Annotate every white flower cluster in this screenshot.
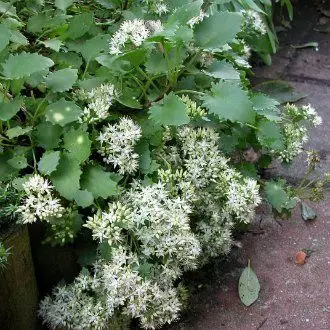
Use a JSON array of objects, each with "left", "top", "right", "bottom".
[
  {"left": 80, "top": 84, "right": 117, "bottom": 123},
  {"left": 273, "top": 104, "right": 322, "bottom": 162},
  {"left": 17, "top": 175, "right": 64, "bottom": 224},
  {"left": 98, "top": 117, "right": 142, "bottom": 174},
  {"left": 109, "top": 19, "right": 163, "bottom": 55},
  {"left": 241, "top": 9, "right": 267, "bottom": 35},
  {"left": 145, "top": 0, "right": 169, "bottom": 16},
  {"left": 178, "top": 126, "right": 228, "bottom": 188},
  {"left": 84, "top": 202, "right": 133, "bottom": 245},
  {"left": 39, "top": 248, "right": 182, "bottom": 330}
]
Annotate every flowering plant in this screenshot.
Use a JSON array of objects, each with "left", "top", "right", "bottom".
[{"left": 0, "top": 0, "right": 322, "bottom": 328}]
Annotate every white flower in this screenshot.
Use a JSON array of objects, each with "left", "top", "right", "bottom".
[
  {"left": 241, "top": 9, "right": 267, "bottom": 35},
  {"left": 17, "top": 174, "right": 64, "bottom": 224},
  {"left": 187, "top": 10, "right": 209, "bottom": 28},
  {"left": 97, "top": 117, "right": 142, "bottom": 174},
  {"left": 80, "top": 83, "right": 117, "bottom": 123},
  {"left": 109, "top": 19, "right": 163, "bottom": 55}
]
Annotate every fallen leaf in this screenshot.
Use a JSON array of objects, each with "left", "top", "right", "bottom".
[
  {"left": 295, "top": 251, "right": 307, "bottom": 265},
  {"left": 238, "top": 261, "right": 260, "bottom": 306}
]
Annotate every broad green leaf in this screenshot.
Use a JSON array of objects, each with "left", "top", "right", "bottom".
[
  {"left": 74, "top": 189, "right": 94, "bottom": 208},
  {"left": 166, "top": 0, "right": 202, "bottom": 27},
  {"left": 149, "top": 93, "right": 190, "bottom": 126},
  {"left": 9, "top": 30, "right": 28, "bottom": 46},
  {"left": 38, "top": 151, "right": 61, "bottom": 175},
  {"left": 194, "top": 12, "right": 242, "bottom": 50},
  {"left": 68, "top": 35, "right": 109, "bottom": 62},
  {"left": 204, "top": 60, "right": 240, "bottom": 80},
  {"left": 238, "top": 263, "right": 260, "bottom": 306},
  {"left": 145, "top": 52, "right": 167, "bottom": 75},
  {"left": 251, "top": 93, "right": 281, "bottom": 121},
  {"left": 40, "top": 39, "right": 63, "bottom": 52},
  {"left": 257, "top": 120, "right": 284, "bottom": 150},
  {"left": 45, "top": 98, "right": 82, "bottom": 126},
  {"left": 1, "top": 52, "right": 54, "bottom": 79},
  {"left": 300, "top": 202, "right": 317, "bottom": 221},
  {"left": 66, "top": 13, "right": 93, "bottom": 40},
  {"left": 45, "top": 68, "right": 78, "bottom": 92},
  {"left": 52, "top": 52, "right": 83, "bottom": 70},
  {"left": 0, "top": 98, "right": 22, "bottom": 121},
  {"left": 135, "top": 140, "right": 152, "bottom": 174},
  {"left": 0, "top": 1, "right": 17, "bottom": 18},
  {"left": 0, "top": 153, "right": 19, "bottom": 180},
  {"left": 55, "top": 0, "right": 74, "bottom": 11},
  {"left": 0, "top": 24, "right": 11, "bottom": 52},
  {"left": 51, "top": 154, "right": 82, "bottom": 200},
  {"left": 253, "top": 80, "right": 306, "bottom": 104},
  {"left": 203, "top": 82, "right": 254, "bottom": 123},
  {"left": 7, "top": 155, "right": 27, "bottom": 169},
  {"left": 265, "top": 180, "right": 297, "bottom": 213},
  {"left": 6, "top": 126, "right": 32, "bottom": 139},
  {"left": 81, "top": 166, "right": 118, "bottom": 199},
  {"left": 63, "top": 127, "right": 91, "bottom": 163},
  {"left": 34, "top": 122, "right": 62, "bottom": 149}
]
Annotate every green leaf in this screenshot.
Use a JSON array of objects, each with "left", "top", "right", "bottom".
[
  {"left": 68, "top": 35, "right": 109, "bottom": 62},
  {"left": 238, "top": 262, "right": 260, "bottom": 306},
  {"left": 45, "top": 98, "right": 82, "bottom": 126},
  {"left": 7, "top": 155, "right": 27, "bottom": 169},
  {"left": 45, "top": 68, "right": 78, "bottom": 92},
  {"left": 253, "top": 80, "right": 306, "bottom": 104},
  {"left": 204, "top": 60, "right": 240, "bottom": 80},
  {"left": 66, "top": 13, "right": 93, "bottom": 40},
  {"left": 63, "top": 126, "right": 91, "bottom": 163},
  {"left": 135, "top": 140, "right": 152, "bottom": 174},
  {"left": 257, "top": 120, "right": 284, "bottom": 150},
  {"left": 1, "top": 52, "right": 54, "bottom": 79},
  {"left": 251, "top": 93, "right": 281, "bottom": 121},
  {"left": 0, "top": 98, "right": 22, "bottom": 121},
  {"left": 55, "top": 0, "right": 74, "bottom": 11},
  {"left": 149, "top": 93, "right": 190, "bottom": 126},
  {"left": 0, "top": 153, "right": 19, "bottom": 180},
  {"left": 6, "top": 126, "right": 32, "bottom": 139},
  {"left": 34, "top": 122, "right": 62, "bottom": 149},
  {"left": 74, "top": 189, "right": 94, "bottom": 208},
  {"left": 300, "top": 202, "right": 317, "bottom": 221},
  {"left": 0, "top": 24, "right": 11, "bottom": 52},
  {"left": 166, "top": 0, "right": 202, "bottom": 27},
  {"left": 81, "top": 166, "right": 119, "bottom": 199},
  {"left": 203, "top": 82, "right": 254, "bottom": 123},
  {"left": 9, "top": 30, "right": 29, "bottom": 46},
  {"left": 194, "top": 12, "right": 242, "bottom": 50},
  {"left": 51, "top": 154, "right": 82, "bottom": 200},
  {"left": 265, "top": 180, "right": 297, "bottom": 213},
  {"left": 145, "top": 52, "right": 167, "bottom": 75},
  {"left": 38, "top": 151, "right": 60, "bottom": 175},
  {"left": 40, "top": 39, "right": 63, "bottom": 52}
]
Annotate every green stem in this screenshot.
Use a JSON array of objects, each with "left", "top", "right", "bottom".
[{"left": 175, "top": 90, "right": 205, "bottom": 96}]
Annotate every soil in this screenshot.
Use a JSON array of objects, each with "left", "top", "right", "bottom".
[{"left": 168, "top": 1, "right": 330, "bottom": 329}]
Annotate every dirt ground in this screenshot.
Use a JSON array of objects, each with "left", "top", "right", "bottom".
[{"left": 168, "top": 1, "right": 330, "bottom": 329}]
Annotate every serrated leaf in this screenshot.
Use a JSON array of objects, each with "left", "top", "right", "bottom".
[
  {"left": 45, "top": 68, "right": 78, "bottom": 92},
  {"left": 55, "top": 0, "right": 74, "bottom": 11},
  {"left": 149, "top": 93, "right": 190, "bottom": 126},
  {"left": 251, "top": 93, "right": 281, "bottom": 121},
  {"left": 145, "top": 52, "right": 167, "bottom": 75},
  {"left": 81, "top": 166, "right": 118, "bottom": 199},
  {"left": 203, "top": 82, "right": 254, "bottom": 123},
  {"left": 1, "top": 52, "right": 54, "bottom": 79},
  {"left": 0, "top": 98, "right": 22, "bottom": 120},
  {"left": 194, "top": 12, "right": 242, "bottom": 50},
  {"left": 74, "top": 189, "right": 94, "bottom": 208},
  {"left": 66, "top": 13, "right": 93, "bottom": 40},
  {"left": 265, "top": 180, "right": 297, "bottom": 213},
  {"left": 40, "top": 39, "right": 63, "bottom": 52},
  {"left": 45, "top": 98, "right": 82, "bottom": 126},
  {"left": 34, "top": 122, "right": 62, "bottom": 149},
  {"left": 257, "top": 120, "right": 284, "bottom": 150},
  {"left": 300, "top": 202, "right": 317, "bottom": 221},
  {"left": 238, "top": 263, "right": 260, "bottom": 306},
  {"left": 7, "top": 155, "right": 27, "bottom": 169},
  {"left": 204, "top": 60, "right": 240, "bottom": 80},
  {"left": 51, "top": 154, "right": 82, "bottom": 200},
  {"left": 63, "top": 127, "right": 91, "bottom": 163},
  {"left": 9, "top": 30, "right": 28, "bottom": 46},
  {"left": 6, "top": 126, "right": 32, "bottom": 139},
  {"left": 38, "top": 151, "right": 60, "bottom": 175},
  {"left": 0, "top": 24, "right": 11, "bottom": 52}
]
